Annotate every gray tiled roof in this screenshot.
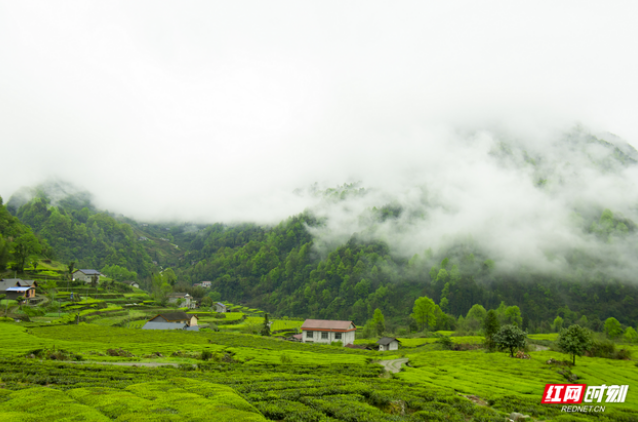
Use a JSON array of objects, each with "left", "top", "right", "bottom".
[
  {"left": 75, "top": 269, "right": 101, "bottom": 275},
  {"left": 377, "top": 337, "right": 400, "bottom": 346},
  {"left": 150, "top": 311, "right": 191, "bottom": 322}
]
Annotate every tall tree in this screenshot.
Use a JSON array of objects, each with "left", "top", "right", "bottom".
[
  {"left": 0, "top": 234, "right": 10, "bottom": 271},
  {"left": 372, "top": 308, "right": 385, "bottom": 336},
  {"left": 11, "top": 231, "right": 41, "bottom": 273},
  {"left": 557, "top": 325, "right": 592, "bottom": 365},
  {"left": 261, "top": 313, "right": 271, "bottom": 336},
  {"left": 604, "top": 317, "right": 623, "bottom": 339},
  {"left": 411, "top": 296, "right": 437, "bottom": 331},
  {"left": 483, "top": 310, "right": 500, "bottom": 351}
]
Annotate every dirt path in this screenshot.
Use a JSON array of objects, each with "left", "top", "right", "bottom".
[
  {"left": 65, "top": 361, "right": 192, "bottom": 368},
  {"left": 376, "top": 358, "right": 409, "bottom": 373}
]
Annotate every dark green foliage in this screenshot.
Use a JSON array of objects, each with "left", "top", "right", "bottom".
[
  {"left": 483, "top": 310, "right": 499, "bottom": 351},
  {"left": 493, "top": 325, "right": 526, "bottom": 357},
  {"left": 14, "top": 195, "right": 152, "bottom": 278},
  {"left": 557, "top": 325, "right": 592, "bottom": 365},
  {"left": 261, "top": 313, "right": 271, "bottom": 337}
]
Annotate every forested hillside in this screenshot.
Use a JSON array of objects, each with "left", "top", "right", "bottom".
[{"left": 5, "top": 130, "right": 638, "bottom": 333}]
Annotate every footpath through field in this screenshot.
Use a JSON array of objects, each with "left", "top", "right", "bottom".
[
  {"left": 66, "top": 361, "right": 190, "bottom": 368},
  {"left": 376, "top": 357, "right": 408, "bottom": 373}
]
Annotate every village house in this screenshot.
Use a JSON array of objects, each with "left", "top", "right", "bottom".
[
  {"left": 122, "top": 281, "right": 140, "bottom": 289},
  {"left": 300, "top": 319, "right": 356, "bottom": 346},
  {"left": 377, "top": 337, "right": 401, "bottom": 351},
  {"left": 200, "top": 281, "right": 212, "bottom": 288},
  {"left": 142, "top": 311, "right": 199, "bottom": 331},
  {"left": 214, "top": 302, "right": 227, "bottom": 313},
  {"left": 168, "top": 292, "right": 194, "bottom": 309},
  {"left": 72, "top": 269, "right": 103, "bottom": 284},
  {"left": 0, "top": 279, "right": 37, "bottom": 301}
]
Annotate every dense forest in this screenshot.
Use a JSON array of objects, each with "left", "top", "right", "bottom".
[{"left": 3, "top": 132, "right": 638, "bottom": 332}]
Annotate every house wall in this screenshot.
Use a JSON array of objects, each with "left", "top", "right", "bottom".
[
  {"left": 301, "top": 330, "right": 355, "bottom": 346},
  {"left": 215, "top": 304, "right": 227, "bottom": 313},
  {"left": 73, "top": 272, "right": 101, "bottom": 284},
  {"left": 189, "top": 316, "right": 198, "bottom": 326},
  {"left": 389, "top": 341, "right": 399, "bottom": 351}
]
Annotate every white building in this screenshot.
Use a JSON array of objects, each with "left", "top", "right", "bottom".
[
  {"left": 142, "top": 311, "right": 199, "bottom": 331},
  {"left": 72, "top": 269, "right": 103, "bottom": 284},
  {"left": 215, "top": 302, "right": 227, "bottom": 313},
  {"left": 300, "top": 319, "right": 356, "bottom": 346},
  {"left": 377, "top": 337, "right": 401, "bottom": 351},
  {"left": 168, "top": 293, "right": 194, "bottom": 309}
]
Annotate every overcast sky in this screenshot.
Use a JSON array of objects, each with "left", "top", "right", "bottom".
[{"left": 2, "top": 1, "right": 638, "bottom": 223}]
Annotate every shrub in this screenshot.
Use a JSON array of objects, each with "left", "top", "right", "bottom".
[
  {"left": 436, "top": 336, "right": 454, "bottom": 350},
  {"left": 587, "top": 338, "right": 616, "bottom": 358}
]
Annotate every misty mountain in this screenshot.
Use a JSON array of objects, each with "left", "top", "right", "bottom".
[{"left": 5, "top": 128, "right": 638, "bottom": 330}]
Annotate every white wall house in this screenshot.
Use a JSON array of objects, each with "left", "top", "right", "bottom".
[
  {"left": 72, "top": 269, "right": 103, "bottom": 284},
  {"left": 377, "top": 337, "right": 401, "bottom": 351},
  {"left": 168, "top": 293, "right": 194, "bottom": 309},
  {"left": 215, "top": 302, "right": 227, "bottom": 313},
  {"left": 300, "top": 319, "right": 357, "bottom": 346},
  {"left": 142, "top": 311, "right": 199, "bottom": 331}
]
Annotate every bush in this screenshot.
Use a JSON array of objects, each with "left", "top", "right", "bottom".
[
  {"left": 587, "top": 338, "right": 616, "bottom": 358},
  {"left": 436, "top": 336, "right": 454, "bottom": 350}
]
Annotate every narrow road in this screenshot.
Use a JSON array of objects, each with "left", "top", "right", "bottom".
[
  {"left": 376, "top": 358, "right": 409, "bottom": 373},
  {"left": 65, "top": 361, "right": 192, "bottom": 368}
]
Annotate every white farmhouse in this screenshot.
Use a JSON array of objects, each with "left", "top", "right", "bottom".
[
  {"left": 72, "top": 269, "right": 103, "bottom": 284},
  {"left": 214, "top": 302, "right": 227, "bottom": 313},
  {"left": 168, "top": 292, "right": 195, "bottom": 309},
  {"left": 142, "top": 312, "right": 199, "bottom": 331},
  {"left": 300, "top": 319, "right": 356, "bottom": 346},
  {"left": 377, "top": 337, "right": 401, "bottom": 351}
]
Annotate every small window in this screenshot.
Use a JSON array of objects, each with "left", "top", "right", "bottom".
[
  {"left": 306, "top": 331, "right": 314, "bottom": 338},
  {"left": 321, "top": 332, "right": 329, "bottom": 339},
  {"left": 335, "top": 333, "right": 342, "bottom": 340}
]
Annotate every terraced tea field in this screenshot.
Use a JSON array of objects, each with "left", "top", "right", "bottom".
[{"left": 2, "top": 318, "right": 638, "bottom": 421}]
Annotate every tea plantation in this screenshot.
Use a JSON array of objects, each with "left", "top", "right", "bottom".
[{"left": 2, "top": 319, "right": 638, "bottom": 421}]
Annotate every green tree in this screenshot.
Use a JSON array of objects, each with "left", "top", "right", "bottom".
[
  {"left": 604, "top": 317, "right": 623, "bottom": 339},
  {"left": 372, "top": 308, "right": 385, "bottom": 336},
  {"left": 0, "top": 234, "right": 10, "bottom": 271},
  {"left": 11, "top": 231, "right": 41, "bottom": 273},
  {"left": 483, "top": 310, "right": 500, "bottom": 351},
  {"left": 90, "top": 275, "right": 99, "bottom": 293},
  {"left": 67, "top": 261, "right": 75, "bottom": 282},
  {"left": 162, "top": 268, "right": 178, "bottom": 287},
  {"left": 411, "top": 296, "right": 437, "bottom": 331},
  {"left": 557, "top": 325, "right": 592, "bottom": 365},
  {"left": 493, "top": 325, "right": 527, "bottom": 357},
  {"left": 466, "top": 304, "right": 487, "bottom": 323},
  {"left": 504, "top": 306, "right": 523, "bottom": 327},
  {"left": 151, "top": 272, "right": 173, "bottom": 303},
  {"left": 261, "top": 313, "right": 271, "bottom": 336},
  {"left": 553, "top": 316, "right": 564, "bottom": 332},
  {"left": 623, "top": 327, "right": 638, "bottom": 343}
]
